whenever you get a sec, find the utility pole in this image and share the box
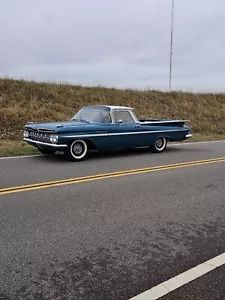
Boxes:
[169,0,175,91]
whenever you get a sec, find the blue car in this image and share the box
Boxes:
[23,105,192,161]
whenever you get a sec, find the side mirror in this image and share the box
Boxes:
[118,119,123,124]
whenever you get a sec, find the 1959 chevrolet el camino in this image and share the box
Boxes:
[23,105,192,161]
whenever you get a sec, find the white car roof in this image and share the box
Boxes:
[105,105,133,110]
[85,105,134,111]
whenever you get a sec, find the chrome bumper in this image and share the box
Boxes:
[23,138,67,148]
[185,134,193,138]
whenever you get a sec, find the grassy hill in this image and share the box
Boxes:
[0,78,225,156]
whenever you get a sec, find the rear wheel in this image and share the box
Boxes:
[151,137,167,153]
[65,140,88,161]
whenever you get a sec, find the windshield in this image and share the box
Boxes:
[72,107,112,123]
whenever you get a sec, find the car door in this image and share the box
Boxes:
[106,110,143,149]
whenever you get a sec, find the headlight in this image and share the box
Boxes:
[50,135,58,143]
[23,130,29,138]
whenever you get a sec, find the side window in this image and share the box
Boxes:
[113,111,134,124]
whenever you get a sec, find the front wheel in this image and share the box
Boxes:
[151,137,167,153]
[65,140,88,161]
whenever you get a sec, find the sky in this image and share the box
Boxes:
[0,0,225,91]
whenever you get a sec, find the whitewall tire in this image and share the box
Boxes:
[151,137,167,153]
[66,140,88,161]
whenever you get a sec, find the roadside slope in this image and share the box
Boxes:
[0,78,224,155]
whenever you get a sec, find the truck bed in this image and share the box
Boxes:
[139,119,189,127]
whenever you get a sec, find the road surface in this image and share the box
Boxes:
[0,141,225,300]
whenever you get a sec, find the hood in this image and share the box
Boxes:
[24,120,90,132]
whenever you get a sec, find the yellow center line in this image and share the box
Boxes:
[0,157,225,196]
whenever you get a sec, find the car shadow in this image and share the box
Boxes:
[33,148,154,163]
[32,143,204,163]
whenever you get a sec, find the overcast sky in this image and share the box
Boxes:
[1,0,225,91]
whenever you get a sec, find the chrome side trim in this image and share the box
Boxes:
[185,134,193,138]
[63,133,109,138]
[109,130,185,136]
[63,129,187,138]
[140,120,189,124]
[64,133,109,138]
[23,138,67,148]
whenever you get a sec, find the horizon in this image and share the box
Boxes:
[2,76,225,95]
[1,0,225,93]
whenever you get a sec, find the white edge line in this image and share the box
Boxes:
[0,154,41,160]
[0,139,224,160]
[171,139,225,146]
[129,252,225,300]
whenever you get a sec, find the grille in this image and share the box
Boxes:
[29,130,51,142]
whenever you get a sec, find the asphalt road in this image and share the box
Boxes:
[161,265,225,300]
[0,141,225,300]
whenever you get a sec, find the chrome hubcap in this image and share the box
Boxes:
[156,138,164,149]
[73,143,83,155]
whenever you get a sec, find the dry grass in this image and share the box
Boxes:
[0,140,38,157]
[0,77,225,142]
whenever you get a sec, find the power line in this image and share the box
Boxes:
[169,0,175,91]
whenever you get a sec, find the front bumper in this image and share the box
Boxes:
[185,133,193,138]
[23,138,67,148]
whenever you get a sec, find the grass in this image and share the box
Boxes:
[0,140,39,157]
[0,78,224,156]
